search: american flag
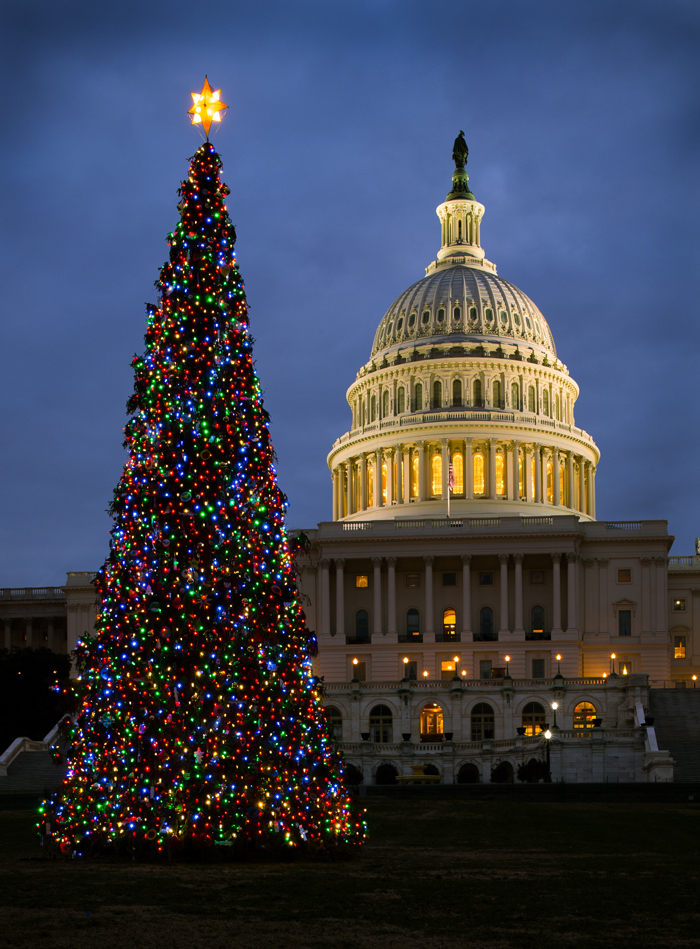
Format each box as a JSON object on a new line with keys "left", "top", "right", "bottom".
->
{"left": 448, "top": 459, "right": 455, "bottom": 493}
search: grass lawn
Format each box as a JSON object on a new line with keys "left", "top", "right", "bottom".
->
{"left": 0, "top": 798, "right": 698, "bottom": 948}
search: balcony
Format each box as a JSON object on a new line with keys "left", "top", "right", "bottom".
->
{"left": 345, "top": 635, "right": 371, "bottom": 645}
{"left": 526, "top": 631, "right": 551, "bottom": 641}
{"left": 398, "top": 633, "right": 424, "bottom": 643}
{"left": 435, "top": 630, "right": 461, "bottom": 642}
{"left": 473, "top": 632, "right": 498, "bottom": 642}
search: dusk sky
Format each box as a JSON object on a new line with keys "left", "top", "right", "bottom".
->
{"left": 0, "top": 0, "right": 698, "bottom": 586}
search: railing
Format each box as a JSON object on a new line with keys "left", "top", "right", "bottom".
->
{"left": 398, "top": 633, "right": 423, "bottom": 643}
{"left": 431, "top": 519, "right": 464, "bottom": 529}
{"left": 606, "top": 521, "right": 642, "bottom": 530}
{"left": 0, "top": 587, "right": 65, "bottom": 600}
{"left": 473, "top": 632, "right": 498, "bottom": 642}
{"left": 470, "top": 517, "right": 501, "bottom": 527}
{"left": 435, "top": 631, "right": 461, "bottom": 642}
{"left": 342, "top": 521, "right": 373, "bottom": 531}
{"left": 525, "top": 631, "right": 551, "bottom": 641}
{"left": 395, "top": 519, "right": 426, "bottom": 529}
{"left": 345, "top": 635, "right": 371, "bottom": 645}
{"left": 521, "top": 516, "right": 554, "bottom": 526}
{"left": 668, "top": 556, "right": 700, "bottom": 567}
{"left": 324, "top": 677, "right": 610, "bottom": 690}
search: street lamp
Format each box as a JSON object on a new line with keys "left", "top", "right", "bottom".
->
{"left": 423, "top": 670, "right": 429, "bottom": 678}
{"left": 551, "top": 701, "right": 558, "bottom": 728}
{"left": 543, "top": 728, "right": 553, "bottom": 780}
{"left": 504, "top": 655, "right": 511, "bottom": 676}
{"left": 352, "top": 657, "right": 359, "bottom": 682}
{"left": 693, "top": 675, "right": 697, "bottom": 689}
{"left": 610, "top": 653, "right": 616, "bottom": 675}
{"left": 556, "top": 654, "right": 562, "bottom": 675}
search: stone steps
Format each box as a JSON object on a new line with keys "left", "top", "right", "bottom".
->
{"left": 649, "top": 691, "right": 700, "bottom": 782}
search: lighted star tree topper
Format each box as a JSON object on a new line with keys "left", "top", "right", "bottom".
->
{"left": 39, "top": 82, "right": 365, "bottom": 858}
{"left": 188, "top": 77, "right": 228, "bottom": 138}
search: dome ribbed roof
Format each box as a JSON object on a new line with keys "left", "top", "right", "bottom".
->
{"left": 370, "top": 265, "right": 556, "bottom": 360}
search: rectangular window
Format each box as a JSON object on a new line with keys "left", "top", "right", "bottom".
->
{"left": 531, "top": 570, "right": 544, "bottom": 584}
{"left": 619, "top": 660, "right": 631, "bottom": 675}
{"left": 532, "top": 659, "right": 545, "bottom": 679}
{"left": 618, "top": 610, "right": 632, "bottom": 637}
{"left": 479, "top": 572, "right": 493, "bottom": 585}
{"left": 441, "top": 660, "right": 456, "bottom": 679}
{"left": 403, "top": 659, "right": 418, "bottom": 680}
{"left": 479, "top": 659, "right": 492, "bottom": 679}
{"left": 674, "top": 599, "right": 686, "bottom": 611}
{"left": 674, "top": 636, "right": 687, "bottom": 659}
{"left": 406, "top": 574, "right": 419, "bottom": 588}
{"left": 351, "top": 660, "right": 367, "bottom": 681}
{"left": 442, "top": 572, "right": 456, "bottom": 586}
{"left": 355, "top": 575, "right": 368, "bottom": 588}
{"left": 618, "top": 569, "right": 631, "bottom": 583}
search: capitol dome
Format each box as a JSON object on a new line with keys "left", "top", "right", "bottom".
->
{"left": 328, "top": 141, "right": 599, "bottom": 522}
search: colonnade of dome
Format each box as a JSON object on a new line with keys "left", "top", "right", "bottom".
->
{"left": 328, "top": 149, "right": 599, "bottom": 520}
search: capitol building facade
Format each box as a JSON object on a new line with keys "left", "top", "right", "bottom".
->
{"left": 1, "top": 140, "right": 698, "bottom": 787}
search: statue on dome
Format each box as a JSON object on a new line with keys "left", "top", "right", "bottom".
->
{"left": 452, "top": 130, "right": 469, "bottom": 169}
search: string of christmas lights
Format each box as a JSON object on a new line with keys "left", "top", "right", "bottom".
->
{"left": 40, "top": 142, "right": 365, "bottom": 857}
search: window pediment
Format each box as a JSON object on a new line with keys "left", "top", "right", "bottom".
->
{"left": 612, "top": 598, "right": 637, "bottom": 617}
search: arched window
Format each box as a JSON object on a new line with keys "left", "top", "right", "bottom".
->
{"left": 382, "top": 462, "right": 388, "bottom": 503}
{"left": 420, "top": 703, "right": 444, "bottom": 740}
{"left": 396, "top": 317, "right": 403, "bottom": 332}
{"left": 496, "top": 453, "right": 505, "bottom": 496}
{"left": 453, "top": 306, "right": 461, "bottom": 321}
{"left": 518, "top": 452, "right": 524, "bottom": 498}
{"left": 369, "top": 705, "right": 393, "bottom": 743}
{"left": 452, "top": 452, "right": 464, "bottom": 494}
{"left": 397, "top": 387, "right": 405, "bottom": 414}
{"left": 325, "top": 706, "right": 343, "bottom": 741}
{"left": 431, "top": 453, "right": 442, "bottom": 496}
{"left": 511, "top": 381, "right": 519, "bottom": 410}
{"left": 531, "top": 606, "right": 545, "bottom": 637}
{"left": 371, "top": 394, "right": 377, "bottom": 421}
{"left": 530, "top": 455, "right": 536, "bottom": 500}
{"left": 375, "top": 762, "right": 398, "bottom": 785}
{"left": 528, "top": 385, "right": 536, "bottom": 413}
{"left": 382, "top": 390, "right": 390, "bottom": 417}
{"left": 484, "top": 307, "right": 493, "bottom": 322}
{"left": 452, "top": 379, "right": 462, "bottom": 406}
{"left": 367, "top": 464, "right": 374, "bottom": 507}
{"left": 555, "top": 393, "right": 560, "bottom": 420}
{"left": 457, "top": 762, "right": 480, "bottom": 784}
{"left": 522, "top": 702, "right": 546, "bottom": 737}
{"left": 491, "top": 761, "right": 514, "bottom": 784}
{"left": 437, "top": 308, "right": 445, "bottom": 322}
{"left": 406, "top": 608, "right": 420, "bottom": 638}
{"left": 408, "top": 312, "right": 416, "bottom": 327}
{"left": 469, "top": 306, "right": 477, "bottom": 321}
{"left": 443, "top": 608, "right": 457, "bottom": 639}
{"left": 492, "top": 379, "right": 501, "bottom": 408}
{"left": 422, "top": 310, "right": 430, "bottom": 324}
{"left": 414, "top": 383, "right": 423, "bottom": 411}
{"left": 560, "top": 463, "right": 565, "bottom": 505}
{"left": 411, "top": 455, "right": 419, "bottom": 497}
{"left": 355, "top": 610, "right": 369, "bottom": 642}
{"left": 479, "top": 606, "right": 494, "bottom": 641}
{"left": 471, "top": 703, "right": 495, "bottom": 740}
{"left": 433, "top": 380, "right": 442, "bottom": 408}
{"left": 458, "top": 219, "right": 462, "bottom": 240}
{"left": 543, "top": 389, "right": 549, "bottom": 416}
{"left": 474, "top": 378, "right": 483, "bottom": 406}
{"left": 473, "top": 452, "right": 485, "bottom": 495}
{"left": 573, "top": 702, "right": 597, "bottom": 729}
{"left": 546, "top": 460, "right": 553, "bottom": 503}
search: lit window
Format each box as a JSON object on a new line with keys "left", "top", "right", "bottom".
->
{"left": 369, "top": 705, "right": 393, "bottom": 742}
{"left": 471, "top": 703, "right": 495, "bottom": 740}
{"left": 532, "top": 659, "right": 545, "bottom": 679}
{"left": 618, "top": 610, "right": 631, "bottom": 636}
{"left": 480, "top": 572, "right": 493, "bottom": 585}
{"left": 452, "top": 452, "right": 464, "bottom": 494}
{"left": 619, "top": 661, "right": 631, "bottom": 675}
{"left": 521, "top": 702, "right": 546, "bottom": 737}
{"left": 441, "top": 660, "right": 456, "bottom": 679}
{"left": 405, "top": 574, "right": 419, "bottom": 588}
{"left": 518, "top": 452, "right": 524, "bottom": 498}
{"left": 420, "top": 703, "right": 444, "bottom": 739}
{"left": 406, "top": 608, "right": 420, "bottom": 637}
{"left": 367, "top": 465, "right": 374, "bottom": 507}
{"left": 618, "top": 569, "right": 631, "bottom": 583}
{"left": 674, "top": 636, "right": 687, "bottom": 659}
{"left": 442, "top": 573, "right": 456, "bottom": 587}
{"left": 443, "top": 608, "right": 457, "bottom": 640}
{"left": 496, "top": 453, "right": 505, "bottom": 495}
{"left": 546, "top": 460, "right": 553, "bottom": 503}
{"left": 530, "top": 455, "right": 536, "bottom": 499}
{"left": 531, "top": 606, "right": 545, "bottom": 637}
{"left": 382, "top": 462, "right": 388, "bottom": 503}
{"left": 431, "top": 453, "right": 442, "bottom": 496}
{"left": 473, "top": 452, "right": 485, "bottom": 494}
{"left": 674, "top": 599, "right": 686, "bottom": 611}
{"left": 411, "top": 455, "right": 419, "bottom": 497}
{"left": 355, "top": 575, "right": 368, "bottom": 588}
{"left": 573, "top": 702, "right": 596, "bottom": 729}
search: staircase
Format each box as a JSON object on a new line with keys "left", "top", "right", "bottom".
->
{"left": 649, "top": 690, "right": 700, "bottom": 782}
{"left": 0, "top": 718, "right": 69, "bottom": 797}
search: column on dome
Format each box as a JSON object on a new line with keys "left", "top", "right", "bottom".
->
{"left": 509, "top": 442, "right": 520, "bottom": 502}
{"left": 396, "top": 444, "right": 403, "bottom": 504}
{"left": 591, "top": 467, "right": 597, "bottom": 518}
{"left": 360, "top": 455, "right": 367, "bottom": 511}
{"left": 335, "top": 559, "right": 345, "bottom": 639}
{"left": 578, "top": 456, "right": 586, "bottom": 512}
{"left": 461, "top": 554, "right": 472, "bottom": 638}
{"left": 566, "top": 452, "right": 574, "bottom": 509}
{"left": 385, "top": 448, "right": 394, "bottom": 506}
{"left": 523, "top": 445, "right": 532, "bottom": 502}
{"left": 465, "top": 438, "right": 474, "bottom": 499}
{"left": 441, "top": 439, "right": 449, "bottom": 500}
{"left": 332, "top": 468, "right": 338, "bottom": 521}
{"left": 423, "top": 556, "right": 434, "bottom": 642}
{"left": 514, "top": 553, "right": 525, "bottom": 635}
{"left": 372, "top": 557, "right": 382, "bottom": 637}
{"left": 375, "top": 449, "right": 384, "bottom": 508}
{"left": 498, "top": 554, "right": 509, "bottom": 635}
{"left": 488, "top": 439, "right": 498, "bottom": 500}
{"left": 534, "top": 444, "right": 542, "bottom": 504}
{"left": 345, "top": 460, "right": 353, "bottom": 517}
{"left": 552, "top": 447, "right": 560, "bottom": 507}
{"left": 402, "top": 448, "right": 410, "bottom": 505}
{"left": 551, "top": 553, "right": 563, "bottom": 635}
{"left": 387, "top": 557, "right": 397, "bottom": 641}
{"left": 417, "top": 440, "right": 426, "bottom": 501}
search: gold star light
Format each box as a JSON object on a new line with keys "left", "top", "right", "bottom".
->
{"left": 188, "top": 77, "right": 228, "bottom": 138}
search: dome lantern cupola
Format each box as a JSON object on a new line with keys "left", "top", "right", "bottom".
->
{"left": 433, "top": 130, "right": 491, "bottom": 270}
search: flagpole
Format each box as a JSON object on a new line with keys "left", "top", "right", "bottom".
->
{"left": 447, "top": 452, "right": 451, "bottom": 519}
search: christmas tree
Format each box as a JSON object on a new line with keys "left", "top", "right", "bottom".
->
{"left": 40, "top": 84, "right": 364, "bottom": 857}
